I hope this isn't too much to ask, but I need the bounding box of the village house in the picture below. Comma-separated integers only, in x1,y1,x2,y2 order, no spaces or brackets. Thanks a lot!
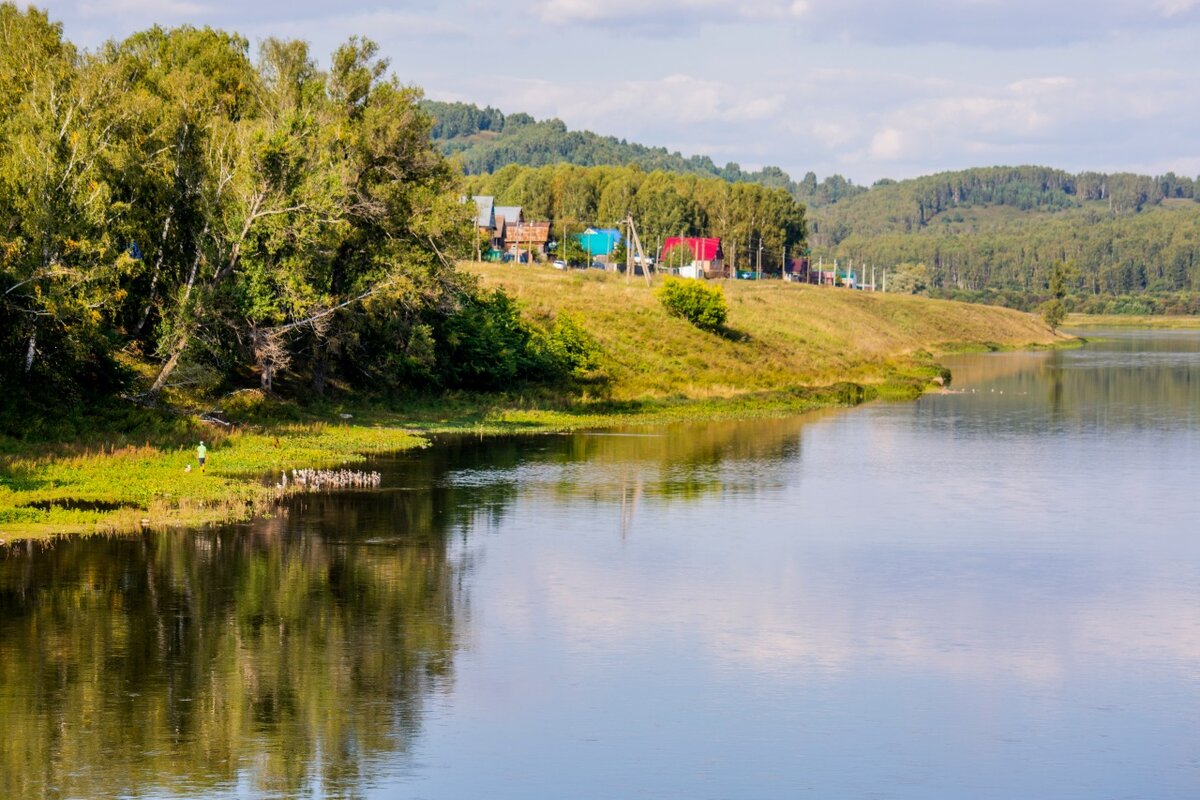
660,237,725,279
577,227,622,261
470,195,505,258
504,220,551,260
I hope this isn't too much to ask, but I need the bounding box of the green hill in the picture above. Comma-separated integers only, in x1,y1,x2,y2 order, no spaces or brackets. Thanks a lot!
421,100,865,206
810,168,1200,312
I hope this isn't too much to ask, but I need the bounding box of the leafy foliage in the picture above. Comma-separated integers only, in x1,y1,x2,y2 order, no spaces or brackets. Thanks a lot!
0,7,500,423
657,278,728,332
465,163,807,274
812,167,1200,312
434,288,603,389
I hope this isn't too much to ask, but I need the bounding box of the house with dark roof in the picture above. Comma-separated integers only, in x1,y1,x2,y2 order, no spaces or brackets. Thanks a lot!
468,195,505,257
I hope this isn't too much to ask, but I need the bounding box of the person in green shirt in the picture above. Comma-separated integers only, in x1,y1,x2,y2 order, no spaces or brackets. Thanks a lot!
197,441,207,473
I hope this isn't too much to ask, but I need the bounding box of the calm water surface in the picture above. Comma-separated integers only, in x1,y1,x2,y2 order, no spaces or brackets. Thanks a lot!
2,329,1199,799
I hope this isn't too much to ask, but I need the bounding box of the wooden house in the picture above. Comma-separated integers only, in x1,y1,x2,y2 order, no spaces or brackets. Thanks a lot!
504,220,551,258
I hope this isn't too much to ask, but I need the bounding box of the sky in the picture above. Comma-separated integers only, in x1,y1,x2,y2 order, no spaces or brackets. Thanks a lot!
36,0,1200,184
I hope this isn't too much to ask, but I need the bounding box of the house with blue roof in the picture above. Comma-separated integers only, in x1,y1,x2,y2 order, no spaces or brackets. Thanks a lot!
577,227,622,258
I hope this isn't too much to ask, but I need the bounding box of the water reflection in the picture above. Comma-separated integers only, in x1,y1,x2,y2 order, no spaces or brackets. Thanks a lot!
929,329,1200,434
3,331,1199,799
0,493,463,799
0,416,817,799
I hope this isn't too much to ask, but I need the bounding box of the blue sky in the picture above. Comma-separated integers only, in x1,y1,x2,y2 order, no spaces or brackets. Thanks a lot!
39,0,1200,184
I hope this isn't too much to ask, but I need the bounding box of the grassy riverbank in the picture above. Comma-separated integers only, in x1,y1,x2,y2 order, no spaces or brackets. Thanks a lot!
1,267,1066,541
466,262,1066,399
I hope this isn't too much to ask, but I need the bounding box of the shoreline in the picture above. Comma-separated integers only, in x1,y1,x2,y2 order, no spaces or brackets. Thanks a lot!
2,269,1072,542
0,352,1060,543
1064,313,1200,329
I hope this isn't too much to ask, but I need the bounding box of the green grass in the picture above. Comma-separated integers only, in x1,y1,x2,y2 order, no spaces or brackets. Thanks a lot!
467,261,1066,399
0,424,423,540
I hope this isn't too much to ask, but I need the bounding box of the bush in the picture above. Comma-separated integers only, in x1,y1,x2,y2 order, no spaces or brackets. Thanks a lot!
435,289,605,389
535,314,603,379
657,278,728,332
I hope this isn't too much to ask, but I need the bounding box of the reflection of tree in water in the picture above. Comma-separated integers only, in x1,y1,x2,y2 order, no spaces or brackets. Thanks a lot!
418,417,811,539
0,478,464,799
0,417,817,797
921,333,1200,436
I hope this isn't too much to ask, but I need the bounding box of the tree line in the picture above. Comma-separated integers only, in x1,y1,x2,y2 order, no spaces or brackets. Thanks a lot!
462,163,808,272
423,100,865,208
0,7,597,427
813,165,1200,242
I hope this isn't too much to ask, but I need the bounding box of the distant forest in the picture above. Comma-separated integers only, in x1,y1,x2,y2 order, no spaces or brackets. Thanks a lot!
813,167,1200,313
421,100,865,207
427,101,1200,312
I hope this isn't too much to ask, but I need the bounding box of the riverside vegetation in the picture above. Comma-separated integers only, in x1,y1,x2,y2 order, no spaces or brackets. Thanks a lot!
1,262,1066,540
0,7,1066,540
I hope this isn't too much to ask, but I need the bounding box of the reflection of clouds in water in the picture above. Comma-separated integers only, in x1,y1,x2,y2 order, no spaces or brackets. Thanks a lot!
931,331,1200,436
489,542,1200,692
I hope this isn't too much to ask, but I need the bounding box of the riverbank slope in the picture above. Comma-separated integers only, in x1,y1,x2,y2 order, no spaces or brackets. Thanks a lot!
466,262,1065,399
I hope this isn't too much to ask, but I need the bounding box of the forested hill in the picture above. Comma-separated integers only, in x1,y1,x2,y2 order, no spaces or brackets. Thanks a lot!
421,100,865,206
810,167,1200,312
812,166,1198,241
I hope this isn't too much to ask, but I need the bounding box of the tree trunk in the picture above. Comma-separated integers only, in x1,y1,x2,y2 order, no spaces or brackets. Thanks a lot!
133,209,174,337
23,328,36,374
146,326,191,396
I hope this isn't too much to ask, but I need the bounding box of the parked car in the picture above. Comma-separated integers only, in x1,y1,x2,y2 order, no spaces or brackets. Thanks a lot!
553,260,566,269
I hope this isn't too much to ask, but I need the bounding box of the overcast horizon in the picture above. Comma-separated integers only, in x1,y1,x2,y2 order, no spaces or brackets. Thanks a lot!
34,0,1200,185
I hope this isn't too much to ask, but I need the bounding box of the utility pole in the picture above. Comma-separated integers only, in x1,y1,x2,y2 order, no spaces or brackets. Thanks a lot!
757,238,763,281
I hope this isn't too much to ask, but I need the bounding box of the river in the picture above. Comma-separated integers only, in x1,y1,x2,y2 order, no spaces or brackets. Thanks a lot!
2,329,1198,799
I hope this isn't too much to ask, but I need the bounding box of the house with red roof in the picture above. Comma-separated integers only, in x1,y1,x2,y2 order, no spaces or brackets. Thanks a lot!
660,237,725,279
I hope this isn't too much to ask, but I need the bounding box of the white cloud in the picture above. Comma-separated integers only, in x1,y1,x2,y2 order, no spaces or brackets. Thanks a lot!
869,127,905,160
534,0,808,28
245,10,467,46
1152,0,1200,15
78,0,209,18
482,73,785,129
532,0,1200,46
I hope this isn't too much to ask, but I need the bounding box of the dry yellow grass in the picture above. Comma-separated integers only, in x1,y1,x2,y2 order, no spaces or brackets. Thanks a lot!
468,262,1066,400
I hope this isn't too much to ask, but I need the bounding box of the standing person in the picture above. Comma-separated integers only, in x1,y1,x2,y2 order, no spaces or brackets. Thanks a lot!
197,440,207,473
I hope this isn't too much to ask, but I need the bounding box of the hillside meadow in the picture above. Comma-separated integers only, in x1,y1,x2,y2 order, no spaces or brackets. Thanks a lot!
466,262,1066,400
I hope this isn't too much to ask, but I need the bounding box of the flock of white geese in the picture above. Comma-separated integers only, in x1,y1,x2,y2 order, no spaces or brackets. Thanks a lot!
277,468,382,491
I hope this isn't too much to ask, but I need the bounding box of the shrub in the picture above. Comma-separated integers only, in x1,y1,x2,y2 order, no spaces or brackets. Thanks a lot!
657,277,728,332
535,314,603,379
435,290,605,389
